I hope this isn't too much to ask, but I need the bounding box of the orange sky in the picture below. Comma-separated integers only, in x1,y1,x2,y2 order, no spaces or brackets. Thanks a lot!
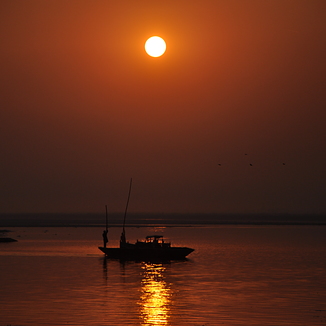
1,0,326,214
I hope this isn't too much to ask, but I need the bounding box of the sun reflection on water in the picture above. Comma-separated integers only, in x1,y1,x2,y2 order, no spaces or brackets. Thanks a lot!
139,263,172,326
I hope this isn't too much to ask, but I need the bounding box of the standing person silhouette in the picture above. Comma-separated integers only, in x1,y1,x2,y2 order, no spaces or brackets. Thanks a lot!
102,230,108,248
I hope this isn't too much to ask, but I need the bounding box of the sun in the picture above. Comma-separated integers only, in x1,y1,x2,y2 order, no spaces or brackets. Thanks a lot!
145,36,166,57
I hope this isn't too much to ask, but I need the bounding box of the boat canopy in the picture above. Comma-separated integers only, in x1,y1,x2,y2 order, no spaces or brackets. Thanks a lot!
146,235,163,239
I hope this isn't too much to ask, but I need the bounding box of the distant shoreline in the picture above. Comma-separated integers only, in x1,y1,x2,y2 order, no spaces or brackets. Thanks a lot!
1,213,325,227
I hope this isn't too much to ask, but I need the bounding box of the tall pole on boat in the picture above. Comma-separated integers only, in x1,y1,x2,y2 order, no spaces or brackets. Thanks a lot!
121,178,132,243
102,205,109,248
105,205,108,232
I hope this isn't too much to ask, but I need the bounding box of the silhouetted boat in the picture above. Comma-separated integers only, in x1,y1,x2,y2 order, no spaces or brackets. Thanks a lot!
99,234,194,260
98,179,194,261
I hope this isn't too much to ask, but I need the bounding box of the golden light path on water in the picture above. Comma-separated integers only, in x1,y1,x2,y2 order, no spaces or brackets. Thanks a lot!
139,263,172,325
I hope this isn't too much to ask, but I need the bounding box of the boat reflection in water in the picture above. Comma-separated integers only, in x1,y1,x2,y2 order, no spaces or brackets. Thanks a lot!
139,263,172,326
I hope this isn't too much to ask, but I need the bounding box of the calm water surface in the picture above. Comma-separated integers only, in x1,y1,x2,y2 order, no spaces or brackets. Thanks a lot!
1,226,326,325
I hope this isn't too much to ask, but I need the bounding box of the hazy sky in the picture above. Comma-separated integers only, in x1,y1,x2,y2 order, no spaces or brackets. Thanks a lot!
1,0,326,214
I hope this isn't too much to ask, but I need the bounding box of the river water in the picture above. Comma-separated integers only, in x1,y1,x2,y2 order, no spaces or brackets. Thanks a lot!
1,225,326,325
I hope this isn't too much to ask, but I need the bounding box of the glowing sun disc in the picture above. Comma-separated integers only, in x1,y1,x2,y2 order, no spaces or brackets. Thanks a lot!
145,36,166,57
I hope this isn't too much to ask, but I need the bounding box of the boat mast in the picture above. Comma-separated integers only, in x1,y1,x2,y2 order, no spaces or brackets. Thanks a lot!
121,178,132,244
105,205,108,232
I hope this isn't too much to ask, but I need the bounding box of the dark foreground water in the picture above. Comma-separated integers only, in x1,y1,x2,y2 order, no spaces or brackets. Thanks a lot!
1,226,326,325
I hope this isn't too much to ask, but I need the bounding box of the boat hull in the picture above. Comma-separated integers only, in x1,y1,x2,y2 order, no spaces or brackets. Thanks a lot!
98,246,194,261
